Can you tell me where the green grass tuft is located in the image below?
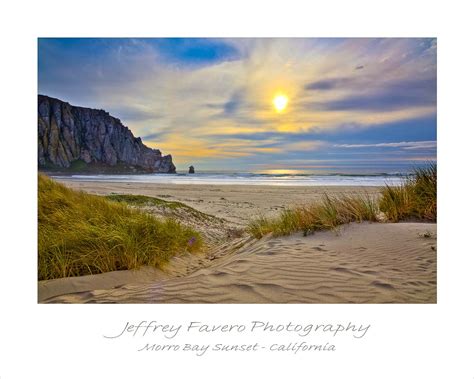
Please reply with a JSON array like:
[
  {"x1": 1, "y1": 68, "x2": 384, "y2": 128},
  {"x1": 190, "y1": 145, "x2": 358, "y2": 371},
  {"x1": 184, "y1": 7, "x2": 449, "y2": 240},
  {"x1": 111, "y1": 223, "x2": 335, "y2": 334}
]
[
  {"x1": 248, "y1": 164, "x2": 437, "y2": 239},
  {"x1": 106, "y1": 194, "x2": 185, "y2": 209},
  {"x1": 247, "y1": 193, "x2": 379, "y2": 238},
  {"x1": 106, "y1": 194, "x2": 215, "y2": 221},
  {"x1": 379, "y1": 163, "x2": 436, "y2": 222},
  {"x1": 38, "y1": 175, "x2": 202, "y2": 280}
]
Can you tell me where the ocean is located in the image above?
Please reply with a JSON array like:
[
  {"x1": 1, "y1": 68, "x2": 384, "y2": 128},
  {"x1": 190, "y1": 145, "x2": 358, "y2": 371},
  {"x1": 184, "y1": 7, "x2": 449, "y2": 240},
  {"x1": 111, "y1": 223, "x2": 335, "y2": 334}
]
[{"x1": 54, "y1": 172, "x2": 407, "y2": 187}]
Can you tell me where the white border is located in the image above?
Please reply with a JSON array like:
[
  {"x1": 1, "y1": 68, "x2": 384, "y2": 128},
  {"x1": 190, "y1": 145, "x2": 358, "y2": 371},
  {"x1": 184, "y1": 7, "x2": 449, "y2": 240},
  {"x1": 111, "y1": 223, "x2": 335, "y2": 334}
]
[{"x1": 1, "y1": 1, "x2": 473, "y2": 378}]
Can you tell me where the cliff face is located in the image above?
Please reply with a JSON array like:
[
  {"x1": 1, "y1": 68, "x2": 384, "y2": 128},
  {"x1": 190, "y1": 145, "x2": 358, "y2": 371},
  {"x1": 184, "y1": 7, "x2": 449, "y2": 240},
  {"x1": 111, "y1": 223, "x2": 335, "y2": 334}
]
[{"x1": 38, "y1": 95, "x2": 176, "y2": 173}]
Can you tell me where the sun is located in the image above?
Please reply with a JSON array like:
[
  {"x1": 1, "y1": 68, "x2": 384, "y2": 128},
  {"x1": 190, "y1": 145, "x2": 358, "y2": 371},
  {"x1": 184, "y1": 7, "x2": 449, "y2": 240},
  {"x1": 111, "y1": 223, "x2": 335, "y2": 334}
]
[{"x1": 273, "y1": 93, "x2": 288, "y2": 113}]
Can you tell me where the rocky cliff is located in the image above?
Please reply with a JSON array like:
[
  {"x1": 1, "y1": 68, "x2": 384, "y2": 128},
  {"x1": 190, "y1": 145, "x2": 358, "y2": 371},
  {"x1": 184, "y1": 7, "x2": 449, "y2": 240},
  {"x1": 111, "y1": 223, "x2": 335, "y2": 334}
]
[{"x1": 38, "y1": 95, "x2": 176, "y2": 173}]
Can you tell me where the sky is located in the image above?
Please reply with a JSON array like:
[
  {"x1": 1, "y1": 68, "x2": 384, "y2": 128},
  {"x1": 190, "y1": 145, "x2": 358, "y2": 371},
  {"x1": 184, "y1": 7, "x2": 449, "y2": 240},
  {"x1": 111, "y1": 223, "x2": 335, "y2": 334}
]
[{"x1": 38, "y1": 38, "x2": 436, "y2": 173}]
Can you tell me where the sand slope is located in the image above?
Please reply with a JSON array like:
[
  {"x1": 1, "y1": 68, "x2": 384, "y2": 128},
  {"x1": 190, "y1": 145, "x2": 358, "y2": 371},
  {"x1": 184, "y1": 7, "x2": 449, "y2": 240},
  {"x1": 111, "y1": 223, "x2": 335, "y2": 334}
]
[
  {"x1": 54, "y1": 180, "x2": 381, "y2": 225},
  {"x1": 41, "y1": 222, "x2": 436, "y2": 304}
]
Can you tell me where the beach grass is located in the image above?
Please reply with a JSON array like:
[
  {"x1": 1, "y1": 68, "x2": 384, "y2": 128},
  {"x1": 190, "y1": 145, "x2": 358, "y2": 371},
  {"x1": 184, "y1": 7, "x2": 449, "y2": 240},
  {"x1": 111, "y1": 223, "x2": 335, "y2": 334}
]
[
  {"x1": 248, "y1": 164, "x2": 436, "y2": 238},
  {"x1": 379, "y1": 163, "x2": 437, "y2": 222},
  {"x1": 106, "y1": 193, "x2": 215, "y2": 221},
  {"x1": 38, "y1": 174, "x2": 202, "y2": 280},
  {"x1": 106, "y1": 193, "x2": 185, "y2": 209},
  {"x1": 248, "y1": 193, "x2": 379, "y2": 238}
]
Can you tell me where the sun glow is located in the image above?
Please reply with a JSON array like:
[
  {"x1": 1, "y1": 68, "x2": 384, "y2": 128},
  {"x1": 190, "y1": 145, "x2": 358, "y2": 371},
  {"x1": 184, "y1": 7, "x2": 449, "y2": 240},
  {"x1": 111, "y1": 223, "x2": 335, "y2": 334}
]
[{"x1": 273, "y1": 93, "x2": 288, "y2": 113}]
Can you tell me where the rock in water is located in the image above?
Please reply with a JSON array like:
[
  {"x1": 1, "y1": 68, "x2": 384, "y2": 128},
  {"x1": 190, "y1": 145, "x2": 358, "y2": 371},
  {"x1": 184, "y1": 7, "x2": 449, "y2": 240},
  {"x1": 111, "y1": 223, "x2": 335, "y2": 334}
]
[
  {"x1": 38, "y1": 95, "x2": 176, "y2": 173},
  {"x1": 188, "y1": 165, "x2": 195, "y2": 174}
]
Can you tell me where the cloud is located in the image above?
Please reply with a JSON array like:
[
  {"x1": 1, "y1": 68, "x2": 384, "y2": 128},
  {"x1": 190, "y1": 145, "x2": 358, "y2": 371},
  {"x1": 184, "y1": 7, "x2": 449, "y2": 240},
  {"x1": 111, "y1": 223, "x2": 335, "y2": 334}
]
[
  {"x1": 334, "y1": 140, "x2": 437, "y2": 150},
  {"x1": 107, "y1": 105, "x2": 163, "y2": 122},
  {"x1": 285, "y1": 141, "x2": 328, "y2": 151},
  {"x1": 141, "y1": 130, "x2": 171, "y2": 141},
  {"x1": 222, "y1": 90, "x2": 244, "y2": 116},
  {"x1": 207, "y1": 116, "x2": 437, "y2": 145},
  {"x1": 305, "y1": 77, "x2": 436, "y2": 111},
  {"x1": 38, "y1": 38, "x2": 437, "y2": 171},
  {"x1": 305, "y1": 77, "x2": 357, "y2": 91}
]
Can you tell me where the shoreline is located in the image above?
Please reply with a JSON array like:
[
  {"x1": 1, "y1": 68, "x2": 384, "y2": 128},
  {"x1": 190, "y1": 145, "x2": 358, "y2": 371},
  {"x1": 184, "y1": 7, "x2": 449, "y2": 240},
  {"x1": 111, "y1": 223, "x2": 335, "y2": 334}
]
[
  {"x1": 53, "y1": 179, "x2": 382, "y2": 225},
  {"x1": 47, "y1": 172, "x2": 405, "y2": 188}
]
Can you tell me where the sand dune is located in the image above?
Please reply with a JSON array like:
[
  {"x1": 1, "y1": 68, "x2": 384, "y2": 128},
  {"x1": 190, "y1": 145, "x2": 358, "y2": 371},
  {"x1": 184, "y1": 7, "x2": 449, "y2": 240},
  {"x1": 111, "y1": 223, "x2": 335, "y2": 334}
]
[
  {"x1": 40, "y1": 222, "x2": 436, "y2": 304},
  {"x1": 53, "y1": 180, "x2": 381, "y2": 226}
]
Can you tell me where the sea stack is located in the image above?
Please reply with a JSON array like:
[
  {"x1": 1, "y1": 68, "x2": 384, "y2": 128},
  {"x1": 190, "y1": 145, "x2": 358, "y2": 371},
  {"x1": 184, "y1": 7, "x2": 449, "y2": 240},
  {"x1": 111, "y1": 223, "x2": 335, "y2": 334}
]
[{"x1": 188, "y1": 165, "x2": 195, "y2": 174}]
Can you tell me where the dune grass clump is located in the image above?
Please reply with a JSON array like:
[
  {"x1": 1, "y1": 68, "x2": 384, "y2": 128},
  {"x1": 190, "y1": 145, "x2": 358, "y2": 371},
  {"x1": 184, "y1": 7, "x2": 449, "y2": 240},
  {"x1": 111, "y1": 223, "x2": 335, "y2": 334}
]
[
  {"x1": 379, "y1": 163, "x2": 436, "y2": 222},
  {"x1": 106, "y1": 193, "x2": 215, "y2": 221},
  {"x1": 38, "y1": 175, "x2": 202, "y2": 280},
  {"x1": 248, "y1": 194, "x2": 379, "y2": 238},
  {"x1": 249, "y1": 164, "x2": 437, "y2": 239},
  {"x1": 106, "y1": 194, "x2": 185, "y2": 209}
]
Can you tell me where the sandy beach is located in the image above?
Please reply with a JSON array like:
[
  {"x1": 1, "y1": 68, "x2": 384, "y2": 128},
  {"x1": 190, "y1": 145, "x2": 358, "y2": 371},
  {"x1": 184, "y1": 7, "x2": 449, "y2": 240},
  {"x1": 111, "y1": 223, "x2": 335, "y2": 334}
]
[
  {"x1": 38, "y1": 179, "x2": 436, "y2": 303},
  {"x1": 50, "y1": 179, "x2": 383, "y2": 225}
]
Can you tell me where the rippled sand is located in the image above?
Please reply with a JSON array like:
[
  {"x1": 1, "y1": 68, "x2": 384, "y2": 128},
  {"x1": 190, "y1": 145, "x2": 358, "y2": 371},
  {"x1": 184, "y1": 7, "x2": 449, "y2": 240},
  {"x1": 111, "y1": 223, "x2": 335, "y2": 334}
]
[{"x1": 40, "y1": 222, "x2": 436, "y2": 303}]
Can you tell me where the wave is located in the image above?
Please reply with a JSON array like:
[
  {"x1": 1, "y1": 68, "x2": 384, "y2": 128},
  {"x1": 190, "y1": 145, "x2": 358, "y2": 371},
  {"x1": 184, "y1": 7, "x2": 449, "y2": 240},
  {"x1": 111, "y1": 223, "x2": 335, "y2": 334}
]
[{"x1": 57, "y1": 171, "x2": 408, "y2": 187}]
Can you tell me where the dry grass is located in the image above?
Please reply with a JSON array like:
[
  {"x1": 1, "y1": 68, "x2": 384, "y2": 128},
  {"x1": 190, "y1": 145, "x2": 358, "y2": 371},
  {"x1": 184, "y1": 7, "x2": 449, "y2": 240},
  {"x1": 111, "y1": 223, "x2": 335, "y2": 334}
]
[
  {"x1": 379, "y1": 163, "x2": 437, "y2": 222},
  {"x1": 248, "y1": 164, "x2": 437, "y2": 238},
  {"x1": 38, "y1": 175, "x2": 202, "y2": 280},
  {"x1": 248, "y1": 193, "x2": 379, "y2": 238}
]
